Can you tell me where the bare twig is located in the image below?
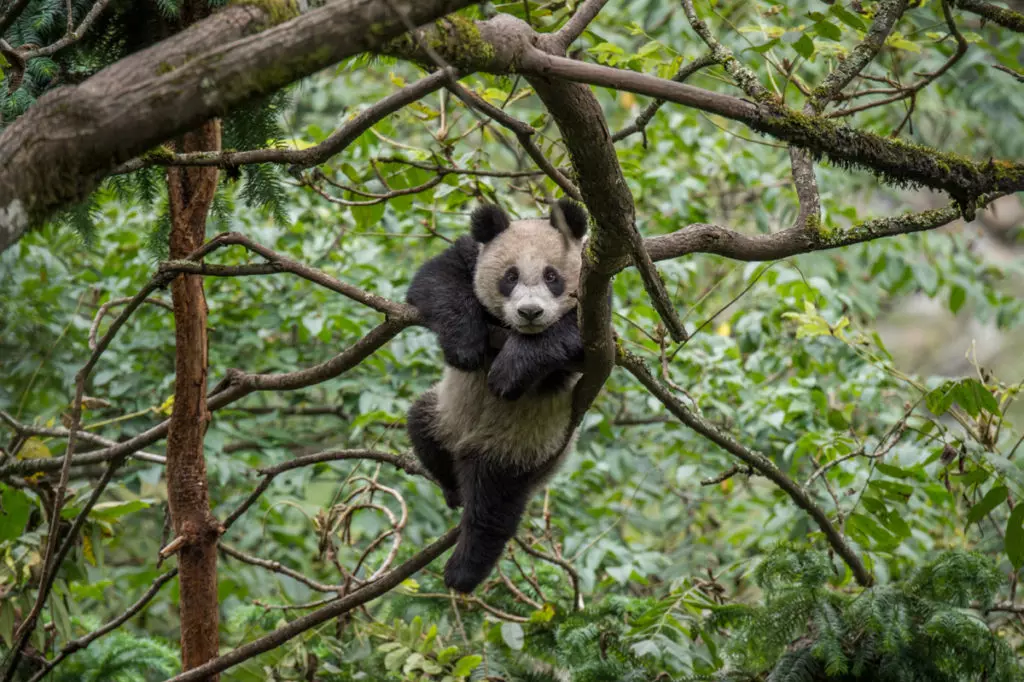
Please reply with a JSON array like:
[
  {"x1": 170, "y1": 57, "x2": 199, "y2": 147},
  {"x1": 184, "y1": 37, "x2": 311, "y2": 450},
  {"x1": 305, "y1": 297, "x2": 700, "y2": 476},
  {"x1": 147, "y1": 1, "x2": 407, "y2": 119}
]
[
  {"x1": 612, "y1": 53, "x2": 716, "y2": 143},
  {"x1": 89, "y1": 296, "x2": 172, "y2": 350},
  {"x1": 115, "y1": 70, "x2": 455, "y2": 174},
  {"x1": 220, "y1": 543, "x2": 345, "y2": 593},
  {"x1": 25, "y1": 569, "x2": 179, "y2": 682},
  {"x1": 19, "y1": 0, "x2": 115, "y2": 59},
  {"x1": 830, "y1": 0, "x2": 968, "y2": 119},
  {"x1": 514, "y1": 537, "x2": 584, "y2": 610},
  {"x1": 993, "y1": 63, "x2": 1024, "y2": 82}
]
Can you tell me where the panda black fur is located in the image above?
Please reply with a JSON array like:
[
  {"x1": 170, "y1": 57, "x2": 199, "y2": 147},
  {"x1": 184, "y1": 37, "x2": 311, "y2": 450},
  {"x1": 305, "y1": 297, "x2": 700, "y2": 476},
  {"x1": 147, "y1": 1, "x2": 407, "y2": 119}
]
[{"x1": 406, "y1": 198, "x2": 589, "y2": 593}]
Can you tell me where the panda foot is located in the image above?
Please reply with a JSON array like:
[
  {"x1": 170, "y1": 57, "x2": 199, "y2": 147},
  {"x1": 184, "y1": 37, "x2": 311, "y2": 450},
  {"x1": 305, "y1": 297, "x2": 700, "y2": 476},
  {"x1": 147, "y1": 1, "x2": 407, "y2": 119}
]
[
  {"x1": 444, "y1": 554, "x2": 487, "y2": 594},
  {"x1": 441, "y1": 486, "x2": 462, "y2": 510}
]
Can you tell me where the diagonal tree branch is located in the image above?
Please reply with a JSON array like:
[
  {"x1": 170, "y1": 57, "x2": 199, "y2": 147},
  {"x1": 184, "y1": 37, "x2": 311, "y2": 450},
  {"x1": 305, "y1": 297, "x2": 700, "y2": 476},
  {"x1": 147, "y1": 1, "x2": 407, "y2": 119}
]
[
  {"x1": 113, "y1": 69, "x2": 457, "y2": 174},
  {"x1": 161, "y1": 527, "x2": 459, "y2": 682},
  {"x1": 954, "y1": 0, "x2": 1024, "y2": 32},
  {"x1": 617, "y1": 348, "x2": 874, "y2": 587}
]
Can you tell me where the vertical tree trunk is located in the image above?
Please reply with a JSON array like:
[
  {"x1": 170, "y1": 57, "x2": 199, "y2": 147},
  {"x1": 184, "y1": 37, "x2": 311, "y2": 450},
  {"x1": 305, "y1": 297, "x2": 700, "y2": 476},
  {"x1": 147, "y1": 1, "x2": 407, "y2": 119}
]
[{"x1": 166, "y1": 116, "x2": 222, "y2": 679}]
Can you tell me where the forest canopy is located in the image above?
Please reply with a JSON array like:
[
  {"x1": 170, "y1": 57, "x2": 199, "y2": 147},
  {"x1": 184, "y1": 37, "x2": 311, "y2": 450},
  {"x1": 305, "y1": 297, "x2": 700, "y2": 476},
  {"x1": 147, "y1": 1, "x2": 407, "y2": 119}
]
[{"x1": 2, "y1": 0, "x2": 1024, "y2": 680}]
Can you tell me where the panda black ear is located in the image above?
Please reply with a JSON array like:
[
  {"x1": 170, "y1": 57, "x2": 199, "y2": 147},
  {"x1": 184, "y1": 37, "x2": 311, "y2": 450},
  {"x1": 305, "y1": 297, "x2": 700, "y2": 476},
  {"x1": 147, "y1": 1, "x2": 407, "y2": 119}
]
[
  {"x1": 551, "y1": 197, "x2": 588, "y2": 240},
  {"x1": 470, "y1": 204, "x2": 511, "y2": 244}
]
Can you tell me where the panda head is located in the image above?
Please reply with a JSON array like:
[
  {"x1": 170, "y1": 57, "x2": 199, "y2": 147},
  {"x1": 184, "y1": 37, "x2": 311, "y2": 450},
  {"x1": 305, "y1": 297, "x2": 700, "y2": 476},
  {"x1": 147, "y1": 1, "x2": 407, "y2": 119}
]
[{"x1": 470, "y1": 198, "x2": 589, "y2": 335}]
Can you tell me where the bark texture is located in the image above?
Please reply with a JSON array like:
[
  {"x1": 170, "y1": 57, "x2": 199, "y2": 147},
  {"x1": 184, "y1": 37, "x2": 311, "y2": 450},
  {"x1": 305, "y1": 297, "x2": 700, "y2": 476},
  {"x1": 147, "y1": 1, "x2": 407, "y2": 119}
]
[
  {"x1": 166, "y1": 116, "x2": 222, "y2": 678},
  {"x1": 0, "y1": 0, "x2": 476, "y2": 254}
]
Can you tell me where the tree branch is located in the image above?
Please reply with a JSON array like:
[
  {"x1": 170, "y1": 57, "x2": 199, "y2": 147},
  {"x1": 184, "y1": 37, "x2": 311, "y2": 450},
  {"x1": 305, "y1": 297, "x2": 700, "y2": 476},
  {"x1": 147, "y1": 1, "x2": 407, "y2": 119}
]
[
  {"x1": 0, "y1": 0, "x2": 478, "y2": 253},
  {"x1": 954, "y1": 0, "x2": 1024, "y2": 32},
  {"x1": 616, "y1": 348, "x2": 874, "y2": 587},
  {"x1": 113, "y1": 69, "x2": 456, "y2": 174},
  {"x1": 25, "y1": 569, "x2": 179, "y2": 682},
  {"x1": 161, "y1": 527, "x2": 459, "y2": 682},
  {"x1": 551, "y1": 0, "x2": 610, "y2": 51},
  {"x1": 19, "y1": 0, "x2": 115, "y2": 59}
]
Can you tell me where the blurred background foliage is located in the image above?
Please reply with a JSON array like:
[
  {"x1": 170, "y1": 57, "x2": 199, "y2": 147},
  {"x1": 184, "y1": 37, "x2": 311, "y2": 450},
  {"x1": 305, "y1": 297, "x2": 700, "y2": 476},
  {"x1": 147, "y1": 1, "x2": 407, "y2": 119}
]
[{"x1": 2, "y1": 0, "x2": 1024, "y2": 679}]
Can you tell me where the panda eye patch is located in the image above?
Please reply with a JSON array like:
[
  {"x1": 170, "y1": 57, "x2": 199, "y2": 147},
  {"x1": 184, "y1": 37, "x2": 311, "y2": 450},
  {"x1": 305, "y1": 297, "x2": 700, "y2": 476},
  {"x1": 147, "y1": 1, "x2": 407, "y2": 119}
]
[
  {"x1": 498, "y1": 267, "x2": 519, "y2": 297},
  {"x1": 543, "y1": 266, "x2": 565, "y2": 296}
]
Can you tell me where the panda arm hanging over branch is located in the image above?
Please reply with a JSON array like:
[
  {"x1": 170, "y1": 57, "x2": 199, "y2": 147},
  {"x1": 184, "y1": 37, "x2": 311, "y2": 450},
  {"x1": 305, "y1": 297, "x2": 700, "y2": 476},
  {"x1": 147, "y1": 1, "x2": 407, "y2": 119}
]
[{"x1": 406, "y1": 197, "x2": 589, "y2": 593}]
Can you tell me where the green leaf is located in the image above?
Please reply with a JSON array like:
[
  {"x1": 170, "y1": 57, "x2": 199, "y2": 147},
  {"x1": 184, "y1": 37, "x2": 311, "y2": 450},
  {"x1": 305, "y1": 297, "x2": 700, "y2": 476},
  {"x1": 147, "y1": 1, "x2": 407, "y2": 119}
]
[
  {"x1": 949, "y1": 285, "x2": 966, "y2": 314},
  {"x1": 793, "y1": 34, "x2": 815, "y2": 60},
  {"x1": 501, "y1": 622, "x2": 524, "y2": 650},
  {"x1": 967, "y1": 486, "x2": 1008, "y2": 526},
  {"x1": 0, "y1": 485, "x2": 31, "y2": 542},
  {"x1": 926, "y1": 381, "x2": 957, "y2": 416},
  {"x1": 1006, "y1": 504, "x2": 1024, "y2": 570},
  {"x1": 384, "y1": 645, "x2": 409, "y2": 672},
  {"x1": 452, "y1": 655, "x2": 483, "y2": 677},
  {"x1": 830, "y1": 5, "x2": 867, "y2": 31},
  {"x1": 0, "y1": 600, "x2": 14, "y2": 648},
  {"x1": 813, "y1": 20, "x2": 842, "y2": 40},
  {"x1": 89, "y1": 499, "x2": 152, "y2": 522}
]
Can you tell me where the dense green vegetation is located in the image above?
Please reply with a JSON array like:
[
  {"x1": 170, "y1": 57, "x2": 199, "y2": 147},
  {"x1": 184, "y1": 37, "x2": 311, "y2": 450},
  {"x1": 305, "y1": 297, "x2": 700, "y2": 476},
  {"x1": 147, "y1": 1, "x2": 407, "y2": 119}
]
[{"x1": 2, "y1": 0, "x2": 1024, "y2": 680}]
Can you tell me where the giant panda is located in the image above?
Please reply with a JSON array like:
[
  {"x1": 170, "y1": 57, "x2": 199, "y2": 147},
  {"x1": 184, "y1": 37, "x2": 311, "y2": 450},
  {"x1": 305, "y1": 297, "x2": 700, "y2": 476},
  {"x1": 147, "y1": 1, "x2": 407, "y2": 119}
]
[{"x1": 406, "y1": 198, "x2": 589, "y2": 593}]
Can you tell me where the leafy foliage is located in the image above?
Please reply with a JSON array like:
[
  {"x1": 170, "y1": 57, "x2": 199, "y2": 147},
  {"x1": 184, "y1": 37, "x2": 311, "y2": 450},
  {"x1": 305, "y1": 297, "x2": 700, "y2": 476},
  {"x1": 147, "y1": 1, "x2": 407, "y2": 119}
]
[{"x1": 2, "y1": 0, "x2": 1024, "y2": 680}]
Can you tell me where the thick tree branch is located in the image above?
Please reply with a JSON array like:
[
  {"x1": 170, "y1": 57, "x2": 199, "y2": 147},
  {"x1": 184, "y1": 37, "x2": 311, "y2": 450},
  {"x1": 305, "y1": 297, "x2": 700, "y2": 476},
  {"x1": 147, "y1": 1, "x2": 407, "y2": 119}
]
[
  {"x1": 0, "y1": 0, "x2": 478, "y2": 253},
  {"x1": 954, "y1": 0, "x2": 1024, "y2": 32},
  {"x1": 621, "y1": 196, "x2": 1002, "y2": 270},
  {"x1": 161, "y1": 527, "x2": 459, "y2": 682},
  {"x1": 617, "y1": 349, "x2": 874, "y2": 587},
  {"x1": 386, "y1": 16, "x2": 1023, "y2": 211}
]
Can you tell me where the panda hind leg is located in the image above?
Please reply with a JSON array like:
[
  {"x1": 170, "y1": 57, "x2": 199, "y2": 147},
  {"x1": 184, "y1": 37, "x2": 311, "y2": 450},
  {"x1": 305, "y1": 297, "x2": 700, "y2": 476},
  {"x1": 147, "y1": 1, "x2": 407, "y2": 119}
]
[
  {"x1": 444, "y1": 456, "x2": 536, "y2": 594},
  {"x1": 407, "y1": 392, "x2": 461, "y2": 510}
]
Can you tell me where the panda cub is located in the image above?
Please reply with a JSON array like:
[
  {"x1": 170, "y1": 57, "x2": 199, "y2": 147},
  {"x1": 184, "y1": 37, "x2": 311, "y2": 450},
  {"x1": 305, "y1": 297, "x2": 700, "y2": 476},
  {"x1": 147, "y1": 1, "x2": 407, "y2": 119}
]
[{"x1": 406, "y1": 198, "x2": 588, "y2": 593}]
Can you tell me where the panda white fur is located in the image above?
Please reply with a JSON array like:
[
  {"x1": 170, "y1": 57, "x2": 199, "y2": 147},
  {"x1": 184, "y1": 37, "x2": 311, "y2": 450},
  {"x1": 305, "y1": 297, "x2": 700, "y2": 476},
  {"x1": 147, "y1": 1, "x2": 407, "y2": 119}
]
[{"x1": 406, "y1": 198, "x2": 588, "y2": 593}]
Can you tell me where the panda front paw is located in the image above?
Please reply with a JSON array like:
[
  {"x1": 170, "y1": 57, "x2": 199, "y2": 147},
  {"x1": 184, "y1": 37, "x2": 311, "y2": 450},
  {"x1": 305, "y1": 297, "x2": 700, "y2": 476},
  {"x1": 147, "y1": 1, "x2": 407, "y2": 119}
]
[
  {"x1": 444, "y1": 550, "x2": 486, "y2": 594},
  {"x1": 441, "y1": 340, "x2": 488, "y2": 372},
  {"x1": 486, "y1": 361, "x2": 528, "y2": 401}
]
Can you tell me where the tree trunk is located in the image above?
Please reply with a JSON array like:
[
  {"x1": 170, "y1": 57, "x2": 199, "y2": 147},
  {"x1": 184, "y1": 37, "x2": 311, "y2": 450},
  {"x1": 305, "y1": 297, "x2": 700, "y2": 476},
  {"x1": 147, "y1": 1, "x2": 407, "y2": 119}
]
[{"x1": 165, "y1": 116, "x2": 222, "y2": 679}]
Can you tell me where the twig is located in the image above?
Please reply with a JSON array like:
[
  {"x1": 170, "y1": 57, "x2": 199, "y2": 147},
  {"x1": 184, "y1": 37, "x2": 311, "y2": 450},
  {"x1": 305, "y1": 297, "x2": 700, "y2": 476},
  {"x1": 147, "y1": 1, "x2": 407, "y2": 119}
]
[
  {"x1": 612, "y1": 54, "x2": 716, "y2": 144},
  {"x1": 25, "y1": 569, "x2": 179, "y2": 682},
  {"x1": 617, "y1": 348, "x2": 874, "y2": 587},
  {"x1": 513, "y1": 537, "x2": 584, "y2": 610},
  {"x1": 157, "y1": 231, "x2": 410, "y2": 317},
  {"x1": 551, "y1": 0, "x2": 611, "y2": 51},
  {"x1": 700, "y1": 465, "x2": 755, "y2": 486},
  {"x1": 993, "y1": 63, "x2": 1024, "y2": 83},
  {"x1": 220, "y1": 543, "x2": 345, "y2": 593},
  {"x1": 830, "y1": 0, "x2": 968, "y2": 119},
  {"x1": 114, "y1": 69, "x2": 455, "y2": 174},
  {"x1": 19, "y1": 0, "x2": 115, "y2": 59},
  {"x1": 89, "y1": 296, "x2": 172, "y2": 350},
  {"x1": 161, "y1": 527, "x2": 459, "y2": 682}
]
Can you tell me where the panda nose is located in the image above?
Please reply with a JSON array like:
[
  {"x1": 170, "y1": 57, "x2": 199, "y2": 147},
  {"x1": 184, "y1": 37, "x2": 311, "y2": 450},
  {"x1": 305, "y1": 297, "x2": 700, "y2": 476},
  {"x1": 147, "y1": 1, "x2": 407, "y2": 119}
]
[{"x1": 517, "y1": 304, "x2": 543, "y2": 322}]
